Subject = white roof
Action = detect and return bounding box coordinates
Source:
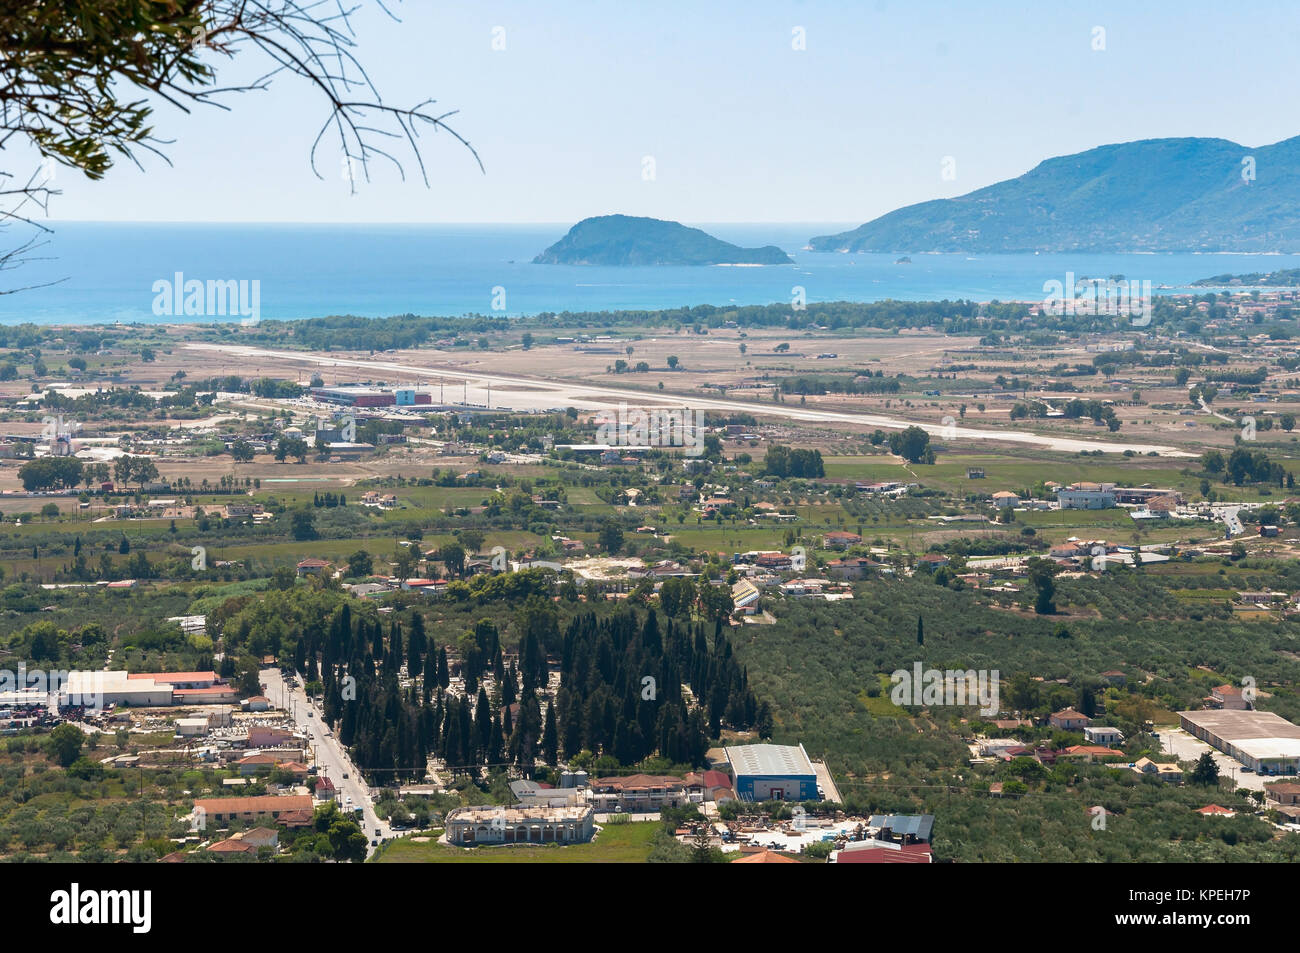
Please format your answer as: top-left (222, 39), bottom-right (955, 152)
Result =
top-left (726, 743), bottom-right (815, 778)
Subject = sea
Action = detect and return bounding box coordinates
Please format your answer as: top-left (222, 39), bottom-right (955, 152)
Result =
top-left (3, 222), bottom-right (1299, 325)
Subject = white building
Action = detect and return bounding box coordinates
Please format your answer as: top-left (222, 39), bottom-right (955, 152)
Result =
top-left (1084, 726), bottom-right (1124, 746)
top-left (445, 805), bottom-right (595, 846)
top-left (59, 671), bottom-right (173, 708)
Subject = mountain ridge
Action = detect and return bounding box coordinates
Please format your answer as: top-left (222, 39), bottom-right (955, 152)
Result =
top-left (810, 136), bottom-right (1300, 254)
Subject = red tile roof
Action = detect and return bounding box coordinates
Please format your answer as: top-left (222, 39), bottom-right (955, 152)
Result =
top-left (733, 848), bottom-right (800, 864)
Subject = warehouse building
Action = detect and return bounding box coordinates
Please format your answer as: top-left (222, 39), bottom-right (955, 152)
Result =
top-left (1178, 709), bottom-right (1300, 775)
top-left (60, 671), bottom-right (175, 708)
top-left (725, 743), bottom-right (819, 801)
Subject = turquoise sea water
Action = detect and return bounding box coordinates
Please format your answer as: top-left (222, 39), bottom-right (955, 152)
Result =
top-left (3, 222), bottom-right (1298, 325)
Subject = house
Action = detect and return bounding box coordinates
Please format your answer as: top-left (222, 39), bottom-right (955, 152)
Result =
top-left (1196, 804), bottom-right (1236, 817)
top-left (977, 738), bottom-right (1025, 758)
top-left (241, 695), bottom-right (271, 712)
top-left (754, 551), bottom-right (793, 571)
top-left (779, 578), bottom-right (826, 597)
top-left (992, 490), bottom-right (1020, 508)
top-left (1100, 670), bottom-right (1127, 686)
top-left (826, 557), bottom-right (875, 580)
top-left (238, 826), bottom-right (279, 849)
top-left (1049, 708), bottom-right (1088, 731)
top-left (193, 795), bottom-right (315, 828)
top-left (915, 553), bottom-right (950, 569)
top-left (312, 775), bottom-right (337, 801)
top-left (967, 467), bottom-right (985, 479)
top-left (823, 530), bottom-right (862, 550)
top-left (1205, 684), bottom-right (1250, 710)
top-left (1264, 782), bottom-right (1300, 806)
top-left (1131, 757), bottom-right (1183, 782)
top-left (1061, 745), bottom-right (1125, 762)
top-left (1260, 525), bottom-right (1280, 537)
top-left (684, 769), bottom-right (736, 803)
top-left (247, 726), bottom-right (296, 748)
top-left (206, 837), bottom-right (258, 856)
top-left (235, 754), bottom-right (278, 776)
top-left (1084, 726), bottom-right (1124, 746)
top-left (296, 558), bottom-right (331, 577)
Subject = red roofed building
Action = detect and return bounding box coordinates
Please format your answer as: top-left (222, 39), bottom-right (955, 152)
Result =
top-left (733, 848), bottom-right (801, 864)
top-left (1049, 708), bottom-right (1088, 731)
top-left (1061, 745), bottom-right (1125, 762)
top-left (823, 531), bottom-right (862, 550)
top-left (834, 842), bottom-right (932, 864)
top-left (589, 774), bottom-right (687, 812)
top-left (1196, 804), bottom-right (1236, 817)
top-left (193, 795), bottom-right (313, 828)
top-left (1206, 684), bottom-right (1250, 711)
top-left (128, 670), bottom-right (218, 689)
top-left (296, 558), bottom-right (332, 577)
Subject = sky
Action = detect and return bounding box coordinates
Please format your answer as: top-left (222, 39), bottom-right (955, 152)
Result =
top-left (24, 0), bottom-right (1300, 225)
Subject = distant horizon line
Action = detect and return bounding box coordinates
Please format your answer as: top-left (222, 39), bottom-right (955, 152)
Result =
top-left (40, 219), bottom-right (862, 228)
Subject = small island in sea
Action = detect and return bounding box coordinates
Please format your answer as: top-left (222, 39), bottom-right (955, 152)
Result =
top-left (533, 214), bottom-right (793, 266)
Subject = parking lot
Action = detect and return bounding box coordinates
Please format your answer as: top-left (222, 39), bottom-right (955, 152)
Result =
top-left (1159, 728), bottom-right (1270, 791)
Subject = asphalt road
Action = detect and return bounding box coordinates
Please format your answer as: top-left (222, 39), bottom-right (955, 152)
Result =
top-left (259, 669), bottom-right (392, 857)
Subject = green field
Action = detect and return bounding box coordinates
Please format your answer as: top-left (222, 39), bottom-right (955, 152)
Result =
top-left (370, 821), bottom-right (658, 863)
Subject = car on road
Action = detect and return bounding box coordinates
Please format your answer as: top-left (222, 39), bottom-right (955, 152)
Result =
top-left (342, 772), bottom-right (349, 779)
top-left (375, 828), bottom-right (381, 836)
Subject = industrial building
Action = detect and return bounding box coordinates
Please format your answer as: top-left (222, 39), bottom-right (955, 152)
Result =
top-left (1056, 482), bottom-right (1118, 509)
top-left (445, 805), bottom-right (595, 845)
top-left (1178, 709), bottom-right (1300, 775)
top-left (60, 671), bottom-right (175, 708)
top-left (56, 670), bottom-right (231, 709)
top-left (725, 743), bottom-right (819, 801)
top-left (310, 386), bottom-right (432, 408)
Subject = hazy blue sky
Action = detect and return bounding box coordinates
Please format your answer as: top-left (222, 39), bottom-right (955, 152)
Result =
top-left (30, 0), bottom-right (1300, 224)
